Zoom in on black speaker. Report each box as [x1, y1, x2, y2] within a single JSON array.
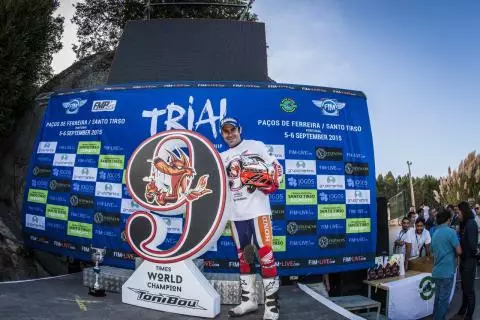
[[376, 197, 389, 255], [107, 19, 269, 84]]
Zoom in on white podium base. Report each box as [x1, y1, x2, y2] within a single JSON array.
[[122, 260, 220, 318]]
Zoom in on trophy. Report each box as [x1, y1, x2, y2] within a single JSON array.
[[88, 247, 107, 297]]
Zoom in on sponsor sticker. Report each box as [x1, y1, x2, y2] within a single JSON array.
[[67, 221, 93, 239], [92, 100, 117, 112], [27, 189, 48, 204], [25, 214, 46, 230], [273, 236, 286, 252], [77, 141, 101, 155], [317, 190, 345, 203], [318, 235, 346, 249], [98, 155, 125, 169], [315, 147, 343, 161], [286, 175, 316, 189], [316, 175, 345, 190], [72, 167, 98, 182], [265, 144, 285, 160], [346, 218, 371, 233], [346, 190, 371, 205], [95, 182, 123, 199], [285, 160, 316, 175], [46, 204, 69, 221], [286, 189, 317, 205], [53, 153, 76, 167], [120, 198, 143, 214], [37, 141, 57, 154], [344, 162, 369, 176], [318, 204, 347, 220], [286, 221, 316, 235]]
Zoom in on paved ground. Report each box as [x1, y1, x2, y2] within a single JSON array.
[[0, 273, 347, 320]]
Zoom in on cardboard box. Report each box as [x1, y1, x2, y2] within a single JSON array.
[[408, 256, 433, 273]]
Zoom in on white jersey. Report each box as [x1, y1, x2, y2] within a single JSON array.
[[221, 140, 281, 221], [405, 228, 431, 259]]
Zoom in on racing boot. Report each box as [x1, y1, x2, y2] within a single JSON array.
[[229, 274, 258, 317], [263, 277, 280, 320]]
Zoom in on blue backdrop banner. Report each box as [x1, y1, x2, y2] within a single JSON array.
[[23, 82, 376, 275]]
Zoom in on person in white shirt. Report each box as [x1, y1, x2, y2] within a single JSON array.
[[405, 217, 432, 270], [219, 117, 282, 320], [422, 203, 430, 222], [393, 217, 411, 255]]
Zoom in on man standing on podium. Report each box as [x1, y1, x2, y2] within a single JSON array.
[[219, 117, 282, 320]]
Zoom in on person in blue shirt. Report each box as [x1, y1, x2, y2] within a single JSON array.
[[431, 209, 462, 320]]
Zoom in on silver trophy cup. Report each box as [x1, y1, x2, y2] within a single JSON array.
[[88, 247, 106, 297]]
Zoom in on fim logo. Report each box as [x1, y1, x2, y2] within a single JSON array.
[[63, 98, 87, 115], [128, 288, 206, 310], [287, 177, 297, 188], [312, 99, 346, 116]]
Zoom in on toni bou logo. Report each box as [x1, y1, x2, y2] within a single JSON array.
[[125, 130, 227, 264]]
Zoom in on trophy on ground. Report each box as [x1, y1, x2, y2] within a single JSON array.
[[88, 247, 107, 297]]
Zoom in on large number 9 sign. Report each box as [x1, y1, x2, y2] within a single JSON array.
[[125, 130, 227, 263]]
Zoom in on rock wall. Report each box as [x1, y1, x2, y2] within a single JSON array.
[[0, 52, 114, 280]]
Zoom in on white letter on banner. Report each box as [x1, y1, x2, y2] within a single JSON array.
[[165, 103, 186, 130], [142, 108, 167, 136], [188, 96, 195, 131], [194, 98, 227, 139]]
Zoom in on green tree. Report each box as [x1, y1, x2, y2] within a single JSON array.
[[435, 151, 480, 205], [72, 0, 257, 59], [0, 0, 63, 138], [376, 174, 386, 197]]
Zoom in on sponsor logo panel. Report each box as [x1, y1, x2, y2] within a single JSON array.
[[317, 220, 347, 234], [96, 198, 121, 211], [53, 153, 76, 167], [273, 236, 286, 252], [318, 204, 347, 220], [120, 198, 143, 214], [95, 182, 123, 199], [285, 175, 316, 189], [69, 194, 95, 209], [52, 167, 72, 179], [32, 165, 52, 178], [285, 206, 317, 221], [347, 234, 370, 244], [46, 204, 69, 221], [72, 167, 98, 182], [272, 220, 286, 235], [317, 162, 344, 174], [75, 156, 98, 167], [286, 189, 317, 205], [93, 211, 121, 226], [346, 218, 371, 233], [317, 175, 345, 190], [48, 180, 71, 193], [344, 162, 369, 176], [317, 190, 345, 204], [67, 221, 93, 239], [71, 181, 96, 196], [31, 179, 49, 189], [97, 169, 123, 183], [287, 236, 317, 249], [269, 191, 285, 205], [271, 205, 285, 220], [287, 148, 313, 159], [47, 193, 69, 205], [98, 155, 125, 169], [162, 217, 183, 234], [346, 177, 369, 189], [346, 190, 371, 205], [265, 144, 285, 160], [25, 214, 46, 230], [37, 141, 57, 154], [286, 221, 316, 235], [315, 147, 343, 161], [318, 235, 346, 249], [77, 141, 101, 155], [92, 100, 117, 112], [36, 154, 54, 164], [285, 160, 316, 175], [27, 189, 48, 204]]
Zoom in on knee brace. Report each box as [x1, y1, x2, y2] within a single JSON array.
[[237, 249, 254, 274], [258, 246, 277, 278]]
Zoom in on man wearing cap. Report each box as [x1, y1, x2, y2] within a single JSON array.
[[219, 117, 282, 320]]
